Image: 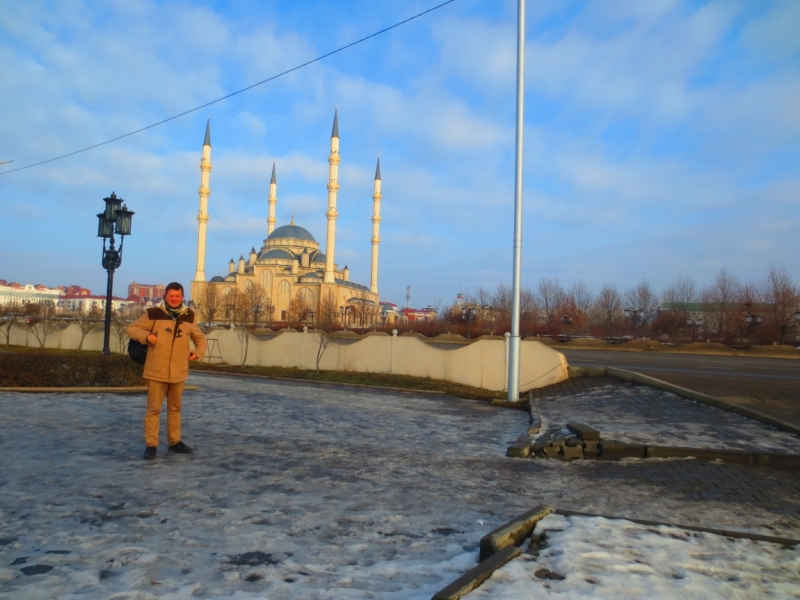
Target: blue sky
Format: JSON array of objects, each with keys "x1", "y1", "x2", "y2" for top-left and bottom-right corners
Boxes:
[{"x1": 1, "y1": 0, "x2": 798, "y2": 307}]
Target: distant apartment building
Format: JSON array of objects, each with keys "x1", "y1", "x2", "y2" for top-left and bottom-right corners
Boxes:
[
  {"x1": 0, "y1": 280, "x2": 63, "y2": 308},
  {"x1": 58, "y1": 293, "x2": 131, "y2": 315},
  {"x1": 128, "y1": 282, "x2": 165, "y2": 301}
]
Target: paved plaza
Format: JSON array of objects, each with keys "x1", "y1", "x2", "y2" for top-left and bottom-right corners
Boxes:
[{"x1": 1, "y1": 372, "x2": 799, "y2": 598}]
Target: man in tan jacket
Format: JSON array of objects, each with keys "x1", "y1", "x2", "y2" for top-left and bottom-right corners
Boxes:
[{"x1": 127, "y1": 282, "x2": 206, "y2": 460}]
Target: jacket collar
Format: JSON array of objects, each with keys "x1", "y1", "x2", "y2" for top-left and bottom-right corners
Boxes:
[{"x1": 159, "y1": 300, "x2": 188, "y2": 317}]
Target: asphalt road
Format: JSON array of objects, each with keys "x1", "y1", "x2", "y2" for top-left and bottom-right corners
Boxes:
[{"x1": 559, "y1": 349, "x2": 800, "y2": 428}]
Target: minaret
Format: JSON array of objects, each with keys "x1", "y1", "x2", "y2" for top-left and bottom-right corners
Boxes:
[
  {"x1": 193, "y1": 120, "x2": 212, "y2": 282},
  {"x1": 370, "y1": 157, "x2": 381, "y2": 295},
  {"x1": 267, "y1": 162, "x2": 277, "y2": 236},
  {"x1": 324, "y1": 109, "x2": 340, "y2": 283}
]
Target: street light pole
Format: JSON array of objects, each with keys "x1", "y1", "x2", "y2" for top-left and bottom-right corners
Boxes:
[
  {"x1": 507, "y1": 0, "x2": 526, "y2": 402},
  {"x1": 462, "y1": 306, "x2": 476, "y2": 339},
  {"x1": 96, "y1": 192, "x2": 134, "y2": 355}
]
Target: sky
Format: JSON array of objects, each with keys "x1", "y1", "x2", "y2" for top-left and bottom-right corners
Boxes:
[{"x1": 1, "y1": 0, "x2": 798, "y2": 307}]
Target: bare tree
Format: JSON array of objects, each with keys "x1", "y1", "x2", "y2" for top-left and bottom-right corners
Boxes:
[
  {"x1": 75, "y1": 306, "x2": 103, "y2": 350},
  {"x1": 111, "y1": 316, "x2": 130, "y2": 353},
  {"x1": 662, "y1": 275, "x2": 697, "y2": 340},
  {"x1": 702, "y1": 268, "x2": 741, "y2": 343},
  {"x1": 21, "y1": 302, "x2": 60, "y2": 349},
  {"x1": 623, "y1": 280, "x2": 659, "y2": 337},
  {"x1": 491, "y1": 283, "x2": 513, "y2": 331},
  {"x1": 222, "y1": 288, "x2": 248, "y2": 327},
  {"x1": 430, "y1": 296, "x2": 444, "y2": 321},
  {"x1": 762, "y1": 266, "x2": 799, "y2": 345},
  {"x1": 567, "y1": 281, "x2": 594, "y2": 335},
  {"x1": 593, "y1": 285, "x2": 622, "y2": 339},
  {"x1": 520, "y1": 287, "x2": 537, "y2": 334},
  {"x1": 243, "y1": 281, "x2": 271, "y2": 327},
  {"x1": 199, "y1": 284, "x2": 220, "y2": 324},
  {"x1": 0, "y1": 304, "x2": 21, "y2": 345},
  {"x1": 313, "y1": 290, "x2": 338, "y2": 372},
  {"x1": 536, "y1": 278, "x2": 564, "y2": 332}
]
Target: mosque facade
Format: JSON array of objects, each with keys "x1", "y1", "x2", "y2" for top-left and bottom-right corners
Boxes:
[{"x1": 190, "y1": 110, "x2": 383, "y2": 325}]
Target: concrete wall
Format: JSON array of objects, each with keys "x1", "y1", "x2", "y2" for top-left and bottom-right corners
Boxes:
[{"x1": 5, "y1": 324, "x2": 569, "y2": 392}]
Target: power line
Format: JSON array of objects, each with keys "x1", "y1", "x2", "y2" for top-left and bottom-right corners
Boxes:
[{"x1": 0, "y1": 0, "x2": 456, "y2": 176}]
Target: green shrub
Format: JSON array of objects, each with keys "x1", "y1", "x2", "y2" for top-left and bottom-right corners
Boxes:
[{"x1": 0, "y1": 354, "x2": 145, "y2": 387}]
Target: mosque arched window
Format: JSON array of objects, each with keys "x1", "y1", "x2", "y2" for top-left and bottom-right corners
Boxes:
[
  {"x1": 261, "y1": 270, "x2": 273, "y2": 289},
  {"x1": 279, "y1": 281, "x2": 290, "y2": 294},
  {"x1": 223, "y1": 286, "x2": 232, "y2": 296},
  {"x1": 297, "y1": 287, "x2": 314, "y2": 303},
  {"x1": 243, "y1": 280, "x2": 253, "y2": 292}
]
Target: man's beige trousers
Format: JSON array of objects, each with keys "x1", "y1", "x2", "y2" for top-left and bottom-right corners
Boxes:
[{"x1": 144, "y1": 379, "x2": 185, "y2": 447}]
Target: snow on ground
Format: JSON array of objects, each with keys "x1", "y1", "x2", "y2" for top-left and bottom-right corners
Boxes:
[
  {"x1": 0, "y1": 373, "x2": 799, "y2": 598},
  {"x1": 532, "y1": 383, "x2": 800, "y2": 452},
  {"x1": 469, "y1": 513, "x2": 800, "y2": 599}
]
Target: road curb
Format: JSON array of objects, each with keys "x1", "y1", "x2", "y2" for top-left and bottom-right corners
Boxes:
[
  {"x1": 190, "y1": 368, "x2": 449, "y2": 395},
  {"x1": 0, "y1": 385, "x2": 200, "y2": 394}
]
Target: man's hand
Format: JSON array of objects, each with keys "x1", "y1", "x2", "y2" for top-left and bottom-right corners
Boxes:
[
  {"x1": 146, "y1": 333, "x2": 157, "y2": 345},
  {"x1": 189, "y1": 352, "x2": 199, "y2": 362}
]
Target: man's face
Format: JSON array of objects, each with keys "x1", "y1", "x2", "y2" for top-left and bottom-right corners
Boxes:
[{"x1": 165, "y1": 289, "x2": 184, "y2": 308}]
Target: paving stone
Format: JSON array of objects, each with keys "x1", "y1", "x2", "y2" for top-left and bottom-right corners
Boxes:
[
  {"x1": 479, "y1": 505, "x2": 553, "y2": 561},
  {"x1": 507, "y1": 442, "x2": 531, "y2": 458},
  {"x1": 646, "y1": 446, "x2": 753, "y2": 465},
  {"x1": 567, "y1": 422, "x2": 601, "y2": 441},
  {"x1": 543, "y1": 446, "x2": 561, "y2": 458},
  {"x1": 583, "y1": 440, "x2": 600, "y2": 453},
  {"x1": 432, "y1": 546, "x2": 522, "y2": 600},
  {"x1": 600, "y1": 442, "x2": 645, "y2": 460},
  {"x1": 753, "y1": 453, "x2": 800, "y2": 470},
  {"x1": 561, "y1": 445, "x2": 584, "y2": 460},
  {"x1": 565, "y1": 436, "x2": 582, "y2": 448}
]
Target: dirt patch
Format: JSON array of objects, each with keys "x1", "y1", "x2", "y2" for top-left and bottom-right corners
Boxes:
[
  {"x1": 672, "y1": 342, "x2": 736, "y2": 355},
  {"x1": 620, "y1": 339, "x2": 666, "y2": 352}
]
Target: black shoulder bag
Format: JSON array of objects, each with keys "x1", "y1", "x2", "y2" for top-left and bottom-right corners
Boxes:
[{"x1": 128, "y1": 320, "x2": 155, "y2": 365}]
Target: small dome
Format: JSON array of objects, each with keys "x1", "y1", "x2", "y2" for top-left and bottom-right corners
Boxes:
[
  {"x1": 260, "y1": 249, "x2": 295, "y2": 260},
  {"x1": 311, "y1": 251, "x2": 326, "y2": 264},
  {"x1": 209, "y1": 276, "x2": 225, "y2": 282},
  {"x1": 267, "y1": 224, "x2": 316, "y2": 242}
]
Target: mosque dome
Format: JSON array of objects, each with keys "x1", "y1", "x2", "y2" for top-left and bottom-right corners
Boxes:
[
  {"x1": 267, "y1": 224, "x2": 316, "y2": 242},
  {"x1": 260, "y1": 249, "x2": 295, "y2": 260}
]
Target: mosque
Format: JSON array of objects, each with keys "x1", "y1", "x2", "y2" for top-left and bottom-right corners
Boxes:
[{"x1": 190, "y1": 110, "x2": 383, "y2": 325}]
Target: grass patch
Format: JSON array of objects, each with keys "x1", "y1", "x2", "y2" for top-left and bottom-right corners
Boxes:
[
  {"x1": 190, "y1": 362, "x2": 508, "y2": 402},
  {"x1": 0, "y1": 352, "x2": 145, "y2": 387}
]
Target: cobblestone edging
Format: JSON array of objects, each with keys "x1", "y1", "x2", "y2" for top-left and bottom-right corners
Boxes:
[
  {"x1": 430, "y1": 505, "x2": 800, "y2": 600},
  {"x1": 0, "y1": 385, "x2": 200, "y2": 394},
  {"x1": 507, "y1": 421, "x2": 800, "y2": 469}
]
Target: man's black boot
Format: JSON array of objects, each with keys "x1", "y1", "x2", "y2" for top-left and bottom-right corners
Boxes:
[
  {"x1": 168, "y1": 441, "x2": 194, "y2": 454},
  {"x1": 143, "y1": 447, "x2": 157, "y2": 460}
]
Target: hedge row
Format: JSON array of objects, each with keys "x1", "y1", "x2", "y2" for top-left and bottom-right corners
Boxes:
[{"x1": 0, "y1": 354, "x2": 145, "y2": 387}]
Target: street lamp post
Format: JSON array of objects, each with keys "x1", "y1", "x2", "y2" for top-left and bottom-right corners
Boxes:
[
  {"x1": 560, "y1": 315, "x2": 572, "y2": 341},
  {"x1": 253, "y1": 304, "x2": 262, "y2": 327},
  {"x1": 745, "y1": 313, "x2": 762, "y2": 346},
  {"x1": 623, "y1": 308, "x2": 644, "y2": 339},
  {"x1": 462, "y1": 306, "x2": 476, "y2": 339},
  {"x1": 686, "y1": 317, "x2": 704, "y2": 342},
  {"x1": 96, "y1": 192, "x2": 134, "y2": 355},
  {"x1": 795, "y1": 310, "x2": 800, "y2": 345}
]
